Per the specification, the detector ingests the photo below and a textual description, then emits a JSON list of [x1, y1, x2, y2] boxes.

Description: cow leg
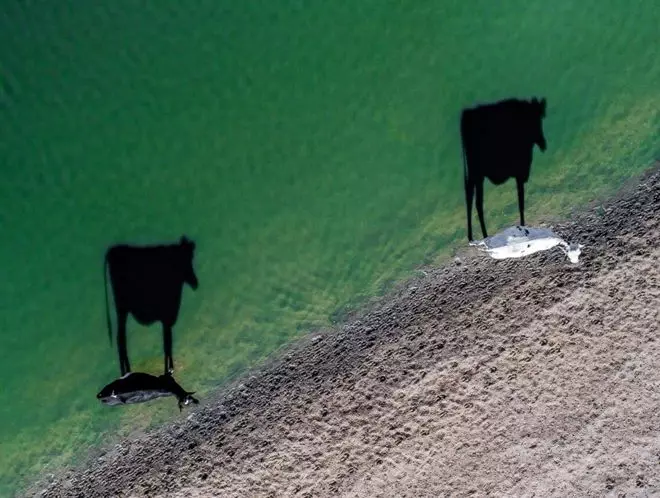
[[464, 175, 475, 241], [475, 179, 488, 239], [516, 177, 525, 227], [163, 323, 174, 375], [117, 310, 131, 376]]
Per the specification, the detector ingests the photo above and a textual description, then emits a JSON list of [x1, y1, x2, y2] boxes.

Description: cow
[[104, 236, 199, 376], [460, 97, 548, 241], [97, 371, 199, 411]]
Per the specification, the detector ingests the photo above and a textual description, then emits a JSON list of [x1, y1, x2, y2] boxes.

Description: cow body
[[97, 371, 199, 411], [104, 236, 199, 376], [461, 97, 548, 241]]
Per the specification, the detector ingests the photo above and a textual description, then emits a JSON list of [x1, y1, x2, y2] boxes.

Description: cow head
[[178, 391, 199, 412], [179, 236, 199, 290], [157, 372, 200, 411], [530, 97, 547, 152]]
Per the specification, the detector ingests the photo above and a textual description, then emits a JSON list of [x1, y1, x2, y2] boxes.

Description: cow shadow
[[460, 97, 548, 241], [103, 235, 199, 377]]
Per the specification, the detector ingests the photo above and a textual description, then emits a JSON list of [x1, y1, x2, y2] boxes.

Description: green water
[[1, 0, 659, 494]]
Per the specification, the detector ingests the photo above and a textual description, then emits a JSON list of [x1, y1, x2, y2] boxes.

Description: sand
[[31, 164, 660, 498]]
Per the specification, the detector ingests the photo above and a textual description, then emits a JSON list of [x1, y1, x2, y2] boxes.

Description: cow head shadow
[[103, 235, 199, 377], [460, 97, 548, 241]]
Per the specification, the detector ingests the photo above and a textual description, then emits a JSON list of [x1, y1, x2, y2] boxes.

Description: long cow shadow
[[460, 97, 548, 242], [99, 235, 200, 410]]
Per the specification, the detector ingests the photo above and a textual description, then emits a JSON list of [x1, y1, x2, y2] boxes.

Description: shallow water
[[1, 0, 659, 494]]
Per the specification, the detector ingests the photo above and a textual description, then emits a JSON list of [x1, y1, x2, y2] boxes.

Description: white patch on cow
[[100, 391, 124, 406], [470, 226, 583, 264]]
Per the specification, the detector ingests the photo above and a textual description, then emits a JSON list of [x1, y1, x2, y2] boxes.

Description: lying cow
[[97, 371, 199, 411], [469, 225, 584, 263]]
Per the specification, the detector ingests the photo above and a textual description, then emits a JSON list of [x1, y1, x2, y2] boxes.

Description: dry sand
[[32, 165, 660, 497]]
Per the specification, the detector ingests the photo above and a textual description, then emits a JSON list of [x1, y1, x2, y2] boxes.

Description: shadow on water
[[461, 97, 548, 241], [104, 235, 199, 377]]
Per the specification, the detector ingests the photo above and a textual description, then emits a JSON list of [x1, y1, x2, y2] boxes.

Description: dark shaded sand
[[31, 164, 660, 497]]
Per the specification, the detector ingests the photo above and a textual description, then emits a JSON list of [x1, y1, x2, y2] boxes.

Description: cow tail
[[460, 112, 469, 191], [104, 253, 113, 347]]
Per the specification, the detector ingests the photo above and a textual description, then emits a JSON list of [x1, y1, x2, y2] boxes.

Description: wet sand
[[32, 164, 660, 497]]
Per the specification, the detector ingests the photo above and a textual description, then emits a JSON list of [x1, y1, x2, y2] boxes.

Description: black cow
[[97, 371, 199, 411], [104, 236, 199, 376], [461, 97, 548, 241]]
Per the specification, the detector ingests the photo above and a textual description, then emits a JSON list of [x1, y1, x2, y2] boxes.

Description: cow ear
[[180, 236, 195, 249]]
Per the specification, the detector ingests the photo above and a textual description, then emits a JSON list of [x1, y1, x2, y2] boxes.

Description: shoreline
[[31, 162, 660, 497]]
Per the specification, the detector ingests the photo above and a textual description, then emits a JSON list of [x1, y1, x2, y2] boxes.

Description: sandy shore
[[32, 164, 660, 497]]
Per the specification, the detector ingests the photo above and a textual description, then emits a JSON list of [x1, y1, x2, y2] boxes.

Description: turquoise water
[[1, 1, 659, 494]]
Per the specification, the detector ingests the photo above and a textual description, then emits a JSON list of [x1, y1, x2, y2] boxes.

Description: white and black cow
[[97, 371, 199, 411], [104, 236, 199, 376], [461, 97, 548, 241]]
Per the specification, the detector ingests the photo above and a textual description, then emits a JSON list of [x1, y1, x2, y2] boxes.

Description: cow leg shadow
[[163, 323, 174, 375], [465, 176, 475, 241], [516, 177, 525, 227], [117, 310, 131, 376], [475, 179, 488, 239]]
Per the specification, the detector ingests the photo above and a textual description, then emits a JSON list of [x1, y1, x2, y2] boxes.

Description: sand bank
[[33, 164, 660, 497]]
